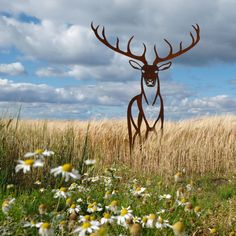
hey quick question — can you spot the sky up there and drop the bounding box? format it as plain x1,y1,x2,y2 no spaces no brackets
0,0,236,120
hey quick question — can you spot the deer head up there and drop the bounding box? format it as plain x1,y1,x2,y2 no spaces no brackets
91,23,200,88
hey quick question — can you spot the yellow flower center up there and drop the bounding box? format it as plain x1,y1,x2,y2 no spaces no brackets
60,187,67,192
110,200,118,207
24,159,34,165
121,208,128,216
71,204,76,209
82,222,91,229
148,214,156,220
41,222,51,229
136,187,141,191
103,213,110,219
62,163,73,172
84,215,90,221
90,215,96,221
181,198,187,203
35,149,44,154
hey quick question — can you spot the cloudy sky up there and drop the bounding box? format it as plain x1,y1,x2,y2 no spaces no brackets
0,0,236,120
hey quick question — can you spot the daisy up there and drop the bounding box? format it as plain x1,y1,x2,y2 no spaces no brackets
15,159,44,173
105,200,119,214
101,212,114,224
146,214,157,228
131,187,146,197
2,198,15,215
73,221,100,235
67,204,81,214
87,202,103,213
117,206,133,227
23,220,37,228
53,187,70,199
37,222,54,236
24,149,54,158
155,216,169,229
104,190,116,199
50,163,81,182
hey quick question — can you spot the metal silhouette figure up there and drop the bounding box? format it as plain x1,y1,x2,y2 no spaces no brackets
91,22,200,152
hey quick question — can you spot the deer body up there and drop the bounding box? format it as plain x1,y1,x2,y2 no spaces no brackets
91,22,200,152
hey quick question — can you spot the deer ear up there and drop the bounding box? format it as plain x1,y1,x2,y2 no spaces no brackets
158,61,172,71
129,60,142,70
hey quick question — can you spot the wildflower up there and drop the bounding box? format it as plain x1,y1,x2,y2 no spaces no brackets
23,220,37,228
117,206,133,227
174,172,184,183
15,159,44,173
155,216,169,229
84,159,96,166
67,203,81,214
104,190,116,199
53,187,70,199
40,188,45,193
141,216,148,228
68,182,79,191
24,149,54,158
73,221,100,235
2,198,15,214
106,200,119,213
101,212,114,224
79,215,92,223
38,222,54,236
129,223,142,236
87,202,103,213
146,214,157,228
131,187,146,197
172,221,186,236
50,163,81,182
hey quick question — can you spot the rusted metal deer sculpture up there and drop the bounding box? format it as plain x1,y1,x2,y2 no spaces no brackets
91,23,200,152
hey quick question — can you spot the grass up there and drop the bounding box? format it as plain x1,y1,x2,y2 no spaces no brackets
0,115,236,235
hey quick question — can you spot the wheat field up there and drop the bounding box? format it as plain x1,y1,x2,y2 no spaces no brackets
1,115,236,184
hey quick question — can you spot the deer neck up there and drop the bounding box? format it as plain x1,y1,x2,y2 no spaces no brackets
141,77,160,106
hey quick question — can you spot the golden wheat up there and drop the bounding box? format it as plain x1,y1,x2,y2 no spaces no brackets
1,115,236,180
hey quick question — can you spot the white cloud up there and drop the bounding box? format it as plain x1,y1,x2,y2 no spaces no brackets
0,16,112,65
0,62,25,75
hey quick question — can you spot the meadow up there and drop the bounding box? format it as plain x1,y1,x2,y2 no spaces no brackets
1,115,236,235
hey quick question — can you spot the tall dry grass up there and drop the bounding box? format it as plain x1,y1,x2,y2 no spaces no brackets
0,115,236,186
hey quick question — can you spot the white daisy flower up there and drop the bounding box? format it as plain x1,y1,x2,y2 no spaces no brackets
155,216,169,229
67,204,81,214
101,212,114,224
1,198,15,215
53,187,70,199
87,202,103,213
84,159,96,166
105,200,119,214
23,220,37,228
15,159,44,173
117,206,133,227
37,222,54,236
131,187,146,197
24,149,54,158
50,163,81,182
146,214,157,228
73,221,100,235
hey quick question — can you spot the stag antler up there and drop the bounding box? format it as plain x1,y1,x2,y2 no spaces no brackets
153,24,200,65
91,22,147,64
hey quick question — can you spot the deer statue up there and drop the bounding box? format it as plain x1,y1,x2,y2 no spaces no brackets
91,22,200,152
